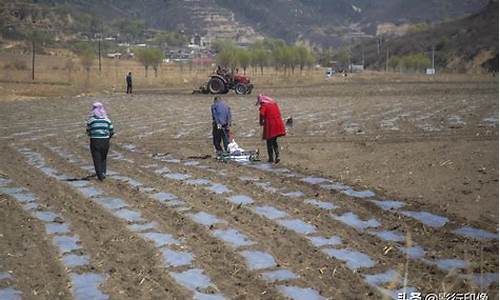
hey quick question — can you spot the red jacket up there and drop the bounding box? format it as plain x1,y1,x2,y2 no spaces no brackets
260,101,286,140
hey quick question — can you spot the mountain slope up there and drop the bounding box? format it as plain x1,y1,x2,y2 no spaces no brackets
214,0,489,46
351,1,499,72
1,0,490,47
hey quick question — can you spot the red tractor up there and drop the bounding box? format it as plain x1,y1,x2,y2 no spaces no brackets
194,72,254,95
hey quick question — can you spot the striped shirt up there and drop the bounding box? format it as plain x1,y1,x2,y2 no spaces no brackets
87,116,114,138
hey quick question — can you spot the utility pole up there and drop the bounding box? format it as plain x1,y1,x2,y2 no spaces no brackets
385,47,389,72
431,46,435,73
377,37,381,57
98,36,102,73
348,39,352,72
98,21,104,73
348,50,351,72
31,38,36,80
361,43,365,67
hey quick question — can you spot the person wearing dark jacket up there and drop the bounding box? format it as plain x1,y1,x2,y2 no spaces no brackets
211,96,231,154
86,102,114,181
257,95,286,163
126,72,133,94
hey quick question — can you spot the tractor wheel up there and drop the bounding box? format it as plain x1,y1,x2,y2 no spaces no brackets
234,83,247,95
208,77,225,94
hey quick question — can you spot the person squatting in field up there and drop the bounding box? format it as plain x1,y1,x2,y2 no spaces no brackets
86,102,114,181
211,96,232,154
257,95,286,163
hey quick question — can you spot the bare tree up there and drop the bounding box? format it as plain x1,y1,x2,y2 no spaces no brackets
79,47,96,89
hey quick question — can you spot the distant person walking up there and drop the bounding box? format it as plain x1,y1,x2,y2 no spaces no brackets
126,72,133,94
256,95,286,163
86,102,114,181
211,96,232,154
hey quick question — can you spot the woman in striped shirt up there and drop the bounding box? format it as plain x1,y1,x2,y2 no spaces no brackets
86,102,114,181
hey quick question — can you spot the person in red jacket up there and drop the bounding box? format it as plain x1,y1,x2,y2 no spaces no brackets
256,95,286,163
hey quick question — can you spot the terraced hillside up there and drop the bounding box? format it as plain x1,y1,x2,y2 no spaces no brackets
1,0,489,47
0,75,498,299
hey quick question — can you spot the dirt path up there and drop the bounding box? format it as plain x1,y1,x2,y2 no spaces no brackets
0,193,70,300
0,146,192,299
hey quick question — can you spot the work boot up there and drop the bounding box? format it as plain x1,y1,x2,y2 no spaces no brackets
274,155,280,164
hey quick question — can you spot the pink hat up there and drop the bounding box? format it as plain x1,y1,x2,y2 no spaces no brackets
89,102,107,118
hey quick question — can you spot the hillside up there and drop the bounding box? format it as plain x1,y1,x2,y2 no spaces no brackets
0,0,490,47
350,1,499,73
215,0,489,46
